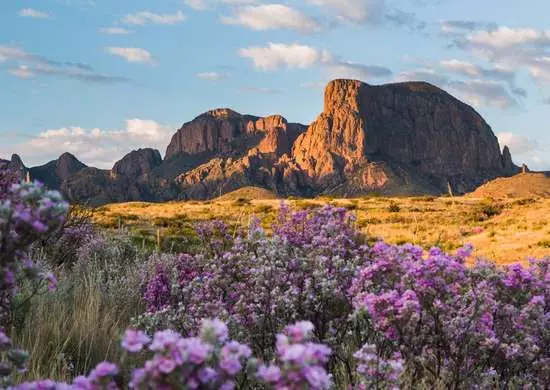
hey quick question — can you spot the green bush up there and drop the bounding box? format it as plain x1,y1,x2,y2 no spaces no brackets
388,201,401,213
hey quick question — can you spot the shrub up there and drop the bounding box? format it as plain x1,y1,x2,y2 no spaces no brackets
388,201,401,213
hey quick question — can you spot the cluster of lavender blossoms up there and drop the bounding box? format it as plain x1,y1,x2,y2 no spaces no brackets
11,319,332,390
137,205,364,368
0,177,69,385
350,242,550,388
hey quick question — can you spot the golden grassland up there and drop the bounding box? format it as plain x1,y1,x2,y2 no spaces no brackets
92,192,550,265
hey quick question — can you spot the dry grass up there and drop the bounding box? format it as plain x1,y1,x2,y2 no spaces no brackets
93,195,550,265
468,172,550,198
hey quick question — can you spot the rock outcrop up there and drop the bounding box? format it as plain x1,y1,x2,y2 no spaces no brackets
112,148,162,179
288,79,514,194
3,78,524,204
165,109,305,160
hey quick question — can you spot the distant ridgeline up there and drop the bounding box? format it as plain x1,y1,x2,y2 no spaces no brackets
1,79,524,206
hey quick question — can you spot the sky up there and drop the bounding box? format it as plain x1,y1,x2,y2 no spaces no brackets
0,0,549,170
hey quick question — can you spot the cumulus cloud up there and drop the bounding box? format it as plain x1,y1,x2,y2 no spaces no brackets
238,43,332,70
447,79,518,109
497,132,537,154
18,8,50,19
5,120,174,168
440,59,516,86
184,0,257,11
99,27,133,34
395,68,450,87
221,4,321,32
305,0,385,24
447,25,550,86
0,45,129,84
122,10,186,25
239,42,392,84
467,27,544,49
496,132,549,170
395,68,518,109
327,61,392,80
105,47,155,64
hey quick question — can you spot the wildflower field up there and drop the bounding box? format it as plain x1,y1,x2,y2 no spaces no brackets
1,170,549,389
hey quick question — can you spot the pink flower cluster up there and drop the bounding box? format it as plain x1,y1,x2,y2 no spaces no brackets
350,242,550,388
257,321,332,389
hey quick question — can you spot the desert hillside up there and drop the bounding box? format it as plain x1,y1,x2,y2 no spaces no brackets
468,172,550,198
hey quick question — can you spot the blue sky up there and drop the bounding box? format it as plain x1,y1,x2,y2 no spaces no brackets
1,0,549,170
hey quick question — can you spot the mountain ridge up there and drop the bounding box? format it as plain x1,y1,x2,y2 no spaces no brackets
2,79,531,205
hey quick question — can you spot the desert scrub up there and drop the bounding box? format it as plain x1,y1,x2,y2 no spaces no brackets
471,200,504,221
254,204,274,214
387,201,400,213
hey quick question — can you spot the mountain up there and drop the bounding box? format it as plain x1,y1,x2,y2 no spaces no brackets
29,153,87,189
2,79,529,205
175,79,518,198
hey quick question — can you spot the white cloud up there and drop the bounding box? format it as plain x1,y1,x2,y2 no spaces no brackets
395,68,449,87
122,10,186,25
395,69,517,109
327,61,392,80
18,8,50,19
0,46,129,83
447,79,518,109
184,0,257,10
440,59,480,77
99,27,133,34
440,59,516,86
221,4,320,32
497,132,537,154
448,25,550,86
467,27,544,49
239,43,331,70
197,71,224,81
105,47,155,64
305,0,385,24
6,120,174,168
8,65,34,79
497,132,549,170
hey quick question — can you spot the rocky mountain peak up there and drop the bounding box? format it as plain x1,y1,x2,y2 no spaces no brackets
56,153,87,181
291,79,512,193
10,154,25,169
112,148,162,179
204,108,241,119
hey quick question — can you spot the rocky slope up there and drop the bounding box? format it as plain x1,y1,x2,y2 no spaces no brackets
2,79,524,204
176,79,518,198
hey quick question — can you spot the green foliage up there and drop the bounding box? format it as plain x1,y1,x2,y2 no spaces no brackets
388,201,401,213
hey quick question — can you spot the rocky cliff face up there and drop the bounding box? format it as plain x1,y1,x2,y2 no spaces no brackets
3,79,522,204
112,148,162,179
289,79,513,194
165,109,305,160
